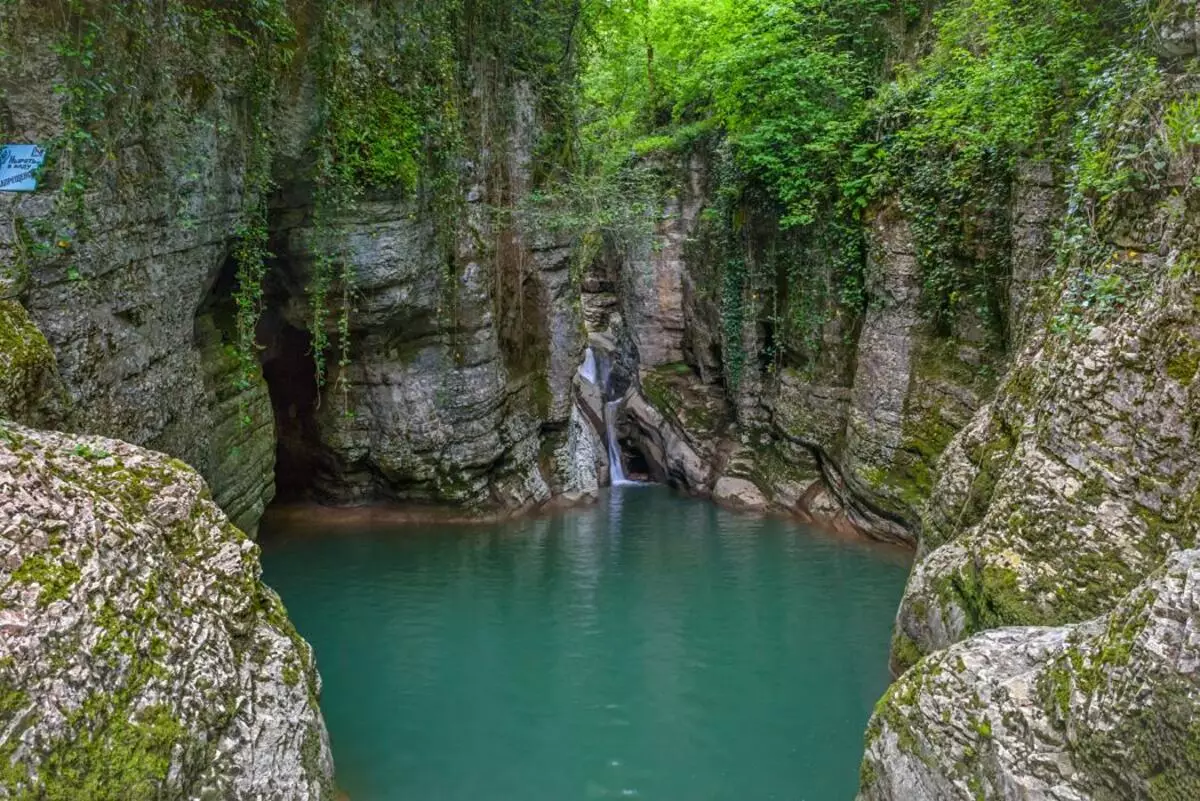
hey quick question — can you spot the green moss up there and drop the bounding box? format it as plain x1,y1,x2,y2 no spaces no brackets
28,700,188,801
934,556,1040,640
641,370,683,419
301,720,335,800
858,756,878,790
1039,585,1200,801
0,299,61,422
70,443,111,460
890,630,926,675
1076,473,1108,506
10,553,81,607
1166,342,1199,386
639,365,724,438
327,84,422,191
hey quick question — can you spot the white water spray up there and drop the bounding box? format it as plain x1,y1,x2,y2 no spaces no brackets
579,347,597,384
604,400,631,485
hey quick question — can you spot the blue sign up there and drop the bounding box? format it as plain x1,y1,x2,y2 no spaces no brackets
0,145,47,192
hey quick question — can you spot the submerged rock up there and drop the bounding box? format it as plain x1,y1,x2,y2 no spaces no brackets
860,548,1200,801
0,423,333,799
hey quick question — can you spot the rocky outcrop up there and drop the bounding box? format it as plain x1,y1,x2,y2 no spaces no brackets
860,547,1200,801
0,422,333,799
269,192,574,510
861,23,1200,793
620,157,705,368
842,202,923,509
891,186,1200,672
0,2,284,534
625,363,728,492
1008,160,1059,342
593,150,1021,541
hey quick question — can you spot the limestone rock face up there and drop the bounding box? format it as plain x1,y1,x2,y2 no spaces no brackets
843,202,923,503
0,4,587,529
621,157,705,368
598,156,1019,541
0,423,333,800
270,195,568,510
892,191,1200,671
0,3,279,534
860,548,1200,801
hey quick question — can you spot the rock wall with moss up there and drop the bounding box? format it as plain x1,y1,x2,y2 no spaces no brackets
889,110,1200,674
852,2,1200,796
582,137,1021,545
0,0,595,529
559,3,1200,790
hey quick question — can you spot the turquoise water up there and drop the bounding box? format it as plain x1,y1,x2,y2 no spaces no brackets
261,487,910,801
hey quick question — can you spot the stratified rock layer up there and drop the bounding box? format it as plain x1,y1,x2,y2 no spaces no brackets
0,423,333,800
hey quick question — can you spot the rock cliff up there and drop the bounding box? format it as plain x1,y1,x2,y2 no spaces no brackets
0,1,595,532
853,4,1200,796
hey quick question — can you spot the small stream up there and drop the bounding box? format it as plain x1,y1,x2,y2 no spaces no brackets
261,487,909,801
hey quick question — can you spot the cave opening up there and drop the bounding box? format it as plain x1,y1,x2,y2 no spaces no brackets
194,248,329,505
620,438,653,481
259,310,325,503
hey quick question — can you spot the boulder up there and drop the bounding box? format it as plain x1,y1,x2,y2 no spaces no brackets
860,548,1200,801
0,423,334,799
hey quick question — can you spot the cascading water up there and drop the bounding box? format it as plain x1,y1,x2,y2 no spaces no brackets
604,400,631,485
578,347,597,384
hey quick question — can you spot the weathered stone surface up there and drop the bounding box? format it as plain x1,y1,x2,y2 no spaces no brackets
0,4,588,528
0,301,65,428
0,423,333,799
1008,159,1059,342
600,151,1023,542
549,401,603,499
0,3,280,533
860,548,1200,801
621,157,704,367
271,195,558,510
893,212,1200,671
712,476,768,512
844,201,922,498
625,387,716,492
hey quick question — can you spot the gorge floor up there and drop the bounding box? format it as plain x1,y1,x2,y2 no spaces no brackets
260,486,911,801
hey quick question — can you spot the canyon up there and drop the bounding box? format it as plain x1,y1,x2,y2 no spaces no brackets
1,0,1199,799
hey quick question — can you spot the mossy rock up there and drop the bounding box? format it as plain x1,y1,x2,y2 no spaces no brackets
0,300,67,426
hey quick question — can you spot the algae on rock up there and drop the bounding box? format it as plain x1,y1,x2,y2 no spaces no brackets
0,300,65,428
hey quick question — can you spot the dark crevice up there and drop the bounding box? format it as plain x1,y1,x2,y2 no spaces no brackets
621,440,652,480
259,308,325,503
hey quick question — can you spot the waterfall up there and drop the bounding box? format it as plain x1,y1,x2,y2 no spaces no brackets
578,347,598,384
604,400,630,485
